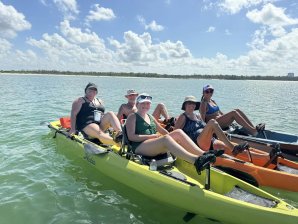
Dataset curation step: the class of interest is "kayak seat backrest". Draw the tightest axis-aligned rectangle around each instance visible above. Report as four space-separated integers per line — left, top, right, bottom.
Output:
120 125 175 167
60 117 71 129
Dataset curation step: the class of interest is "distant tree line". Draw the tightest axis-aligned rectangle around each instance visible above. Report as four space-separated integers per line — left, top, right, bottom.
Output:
1 69 297 81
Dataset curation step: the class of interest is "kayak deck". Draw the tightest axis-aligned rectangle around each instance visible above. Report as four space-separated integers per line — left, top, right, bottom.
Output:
48 120 298 224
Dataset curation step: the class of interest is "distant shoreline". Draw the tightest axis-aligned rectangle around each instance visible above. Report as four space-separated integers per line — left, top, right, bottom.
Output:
1 70 297 81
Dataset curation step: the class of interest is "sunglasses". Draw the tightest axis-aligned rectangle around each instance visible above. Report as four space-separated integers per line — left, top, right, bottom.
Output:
204 89 214 94
138 95 152 100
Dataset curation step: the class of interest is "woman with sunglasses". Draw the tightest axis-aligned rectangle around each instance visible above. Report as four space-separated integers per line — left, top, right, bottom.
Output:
125 93 222 173
117 89 170 122
69 83 123 145
199 84 265 136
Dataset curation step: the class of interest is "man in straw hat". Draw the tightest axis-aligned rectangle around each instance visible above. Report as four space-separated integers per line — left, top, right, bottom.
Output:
117 89 171 124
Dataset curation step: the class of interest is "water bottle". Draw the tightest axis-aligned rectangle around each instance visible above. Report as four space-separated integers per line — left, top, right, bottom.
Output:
78 132 84 138
149 159 157 171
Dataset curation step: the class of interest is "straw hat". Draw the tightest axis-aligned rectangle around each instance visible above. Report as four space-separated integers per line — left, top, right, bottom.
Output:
181 96 200 110
125 89 139 97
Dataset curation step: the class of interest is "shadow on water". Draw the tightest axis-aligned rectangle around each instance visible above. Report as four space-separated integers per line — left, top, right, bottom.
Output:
42 133 220 224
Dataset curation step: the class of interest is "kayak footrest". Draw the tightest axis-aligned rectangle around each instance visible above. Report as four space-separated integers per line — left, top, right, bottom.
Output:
225 186 277 208
277 164 298 175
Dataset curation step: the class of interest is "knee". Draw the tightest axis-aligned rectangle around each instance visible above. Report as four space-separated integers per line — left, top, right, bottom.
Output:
156 103 165 109
208 119 218 126
162 135 173 145
105 111 114 116
105 111 117 119
232 110 239 115
171 129 185 138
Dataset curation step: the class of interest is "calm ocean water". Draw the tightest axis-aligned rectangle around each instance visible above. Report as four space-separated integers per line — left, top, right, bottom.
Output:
0 74 297 224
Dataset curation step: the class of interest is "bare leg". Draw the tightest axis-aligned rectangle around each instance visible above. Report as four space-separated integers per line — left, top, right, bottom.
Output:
135 135 198 164
197 119 235 151
152 103 170 120
83 123 116 145
100 111 122 132
235 109 254 126
168 129 204 155
200 120 269 159
216 110 257 135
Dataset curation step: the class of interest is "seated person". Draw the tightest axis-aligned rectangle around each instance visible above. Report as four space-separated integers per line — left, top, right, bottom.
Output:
199 84 265 136
125 93 222 173
117 89 171 122
69 82 122 145
175 96 269 160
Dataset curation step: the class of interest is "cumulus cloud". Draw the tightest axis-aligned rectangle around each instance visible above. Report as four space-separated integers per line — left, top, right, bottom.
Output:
60 20 106 50
246 3 298 36
109 31 190 64
53 0 79 20
0 1 31 38
0 38 12 56
137 16 164 32
27 21 114 66
206 26 215 32
238 28 298 74
85 4 116 24
218 0 264 14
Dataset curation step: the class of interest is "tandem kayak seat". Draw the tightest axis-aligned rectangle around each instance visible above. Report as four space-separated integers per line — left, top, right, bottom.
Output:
120 125 175 168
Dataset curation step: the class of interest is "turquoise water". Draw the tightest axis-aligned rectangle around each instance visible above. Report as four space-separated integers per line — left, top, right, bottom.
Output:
0 74 297 224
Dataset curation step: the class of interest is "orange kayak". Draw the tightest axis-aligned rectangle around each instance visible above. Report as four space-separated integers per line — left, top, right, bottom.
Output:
213 146 298 192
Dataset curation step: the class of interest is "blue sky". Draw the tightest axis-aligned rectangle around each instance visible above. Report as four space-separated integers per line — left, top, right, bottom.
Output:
1 0 298 76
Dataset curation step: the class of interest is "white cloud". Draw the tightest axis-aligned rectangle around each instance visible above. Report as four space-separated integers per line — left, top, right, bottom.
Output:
0 38 12 56
60 20 106 50
138 16 164 32
239 28 298 74
206 26 215 32
0 1 31 38
218 0 264 14
110 31 190 64
27 21 113 66
86 4 116 24
246 3 298 36
145 20 164 31
53 0 79 20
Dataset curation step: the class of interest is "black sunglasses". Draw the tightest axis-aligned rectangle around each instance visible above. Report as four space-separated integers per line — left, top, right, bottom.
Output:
204 89 214 94
139 95 152 100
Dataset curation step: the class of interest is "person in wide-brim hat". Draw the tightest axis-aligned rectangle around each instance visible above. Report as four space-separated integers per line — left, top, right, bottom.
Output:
181 96 200 111
175 95 253 158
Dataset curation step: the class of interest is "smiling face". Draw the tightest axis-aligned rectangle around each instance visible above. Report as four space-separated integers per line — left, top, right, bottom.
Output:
85 88 97 100
137 101 151 113
203 88 214 99
184 101 196 113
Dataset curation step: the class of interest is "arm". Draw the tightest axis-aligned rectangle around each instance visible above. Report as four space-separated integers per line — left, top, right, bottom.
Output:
154 118 169 135
174 114 186 130
126 114 159 142
69 98 83 135
117 104 125 121
199 101 207 122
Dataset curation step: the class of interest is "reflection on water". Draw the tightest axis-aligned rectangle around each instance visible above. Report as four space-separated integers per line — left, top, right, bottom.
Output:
0 74 297 223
